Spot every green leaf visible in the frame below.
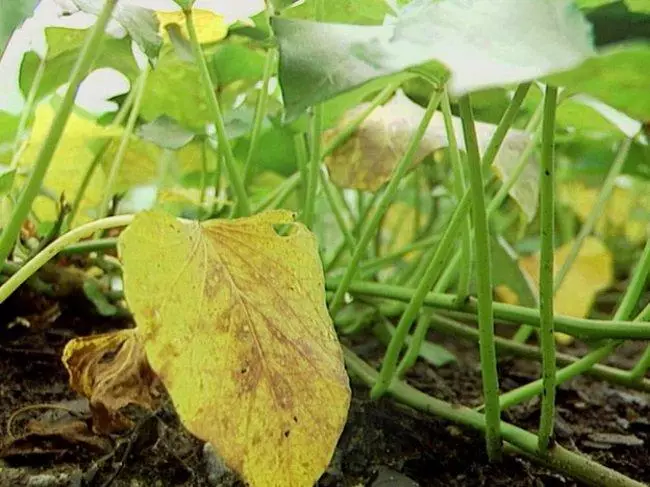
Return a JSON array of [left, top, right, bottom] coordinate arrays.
[[546, 43, 650, 121], [0, 111, 20, 145], [584, 1, 650, 46], [274, 0, 594, 118], [139, 46, 209, 131], [136, 116, 196, 150], [64, 0, 162, 60], [283, 0, 391, 24], [559, 136, 650, 183], [0, 168, 16, 196], [19, 26, 140, 102], [0, 0, 40, 56], [208, 42, 267, 86]]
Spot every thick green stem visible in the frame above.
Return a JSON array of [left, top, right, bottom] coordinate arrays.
[[184, 9, 250, 216], [328, 87, 444, 315], [441, 90, 471, 301], [0, 215, 134, 303], [243, 48, 275, 187], [458, 95, 501, 460], [96, 65, 149, 221], [0, 0, 118, 266], [344, 348, 644, 487], [537, 86, 558, 453], [324, 279, 650, 340]]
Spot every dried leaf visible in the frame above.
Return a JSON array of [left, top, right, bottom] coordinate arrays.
[[119, 209, 351, 487], [62, 329, 160, 433], [324, 91, 539, 220]]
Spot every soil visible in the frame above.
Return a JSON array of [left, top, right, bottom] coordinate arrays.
[[1, 288, 650, 487]]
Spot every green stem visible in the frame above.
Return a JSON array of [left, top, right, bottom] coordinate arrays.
[[554, 137, 632, 289], [325, 279, 650, 340], [0, 0, 118, 266], [395, 311, 432, 378], [243, 48, 275, 187], [97, 65, 149, 221], [441, 89, 471, 301], [184, 9, 250, 216], [537, 85, 558, 453], [328, 87, 445, 315], [343, 348, 644, 487], [0, 215, 134, 303], [458, 95, 501, 460], [428, 312, 650, 393], [60, 237, 118, 255], [303, 104, 323, 228]]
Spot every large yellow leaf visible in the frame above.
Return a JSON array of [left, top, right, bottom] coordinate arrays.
[[324, 91, 539, 220], [520, 236, 613, 319], [118, 209, 350, 487]]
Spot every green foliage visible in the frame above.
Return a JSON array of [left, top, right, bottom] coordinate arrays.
[[274, 0, 595, 118], [0, 0, 40, 56], [19, 26, 139, 103], [62, 0, 162, 60], [546, 44, 650, 121]]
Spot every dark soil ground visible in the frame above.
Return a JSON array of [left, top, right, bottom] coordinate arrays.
[[2, 288, 650, 487]]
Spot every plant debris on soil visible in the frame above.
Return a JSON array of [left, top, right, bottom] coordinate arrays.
[[2, 289, 650, 487]]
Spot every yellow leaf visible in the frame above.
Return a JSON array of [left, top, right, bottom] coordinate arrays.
[[156, 9, 227, 45], [62, 329, 161, 433], [495, 285, 519, 305], [16, 104, 119, 225], [379, 201, 425, 261], [560, 179, 650, 244], [519, 237, 613, 319], [118, 209, 351, 487]]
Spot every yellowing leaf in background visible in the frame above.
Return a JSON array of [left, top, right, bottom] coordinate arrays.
[[379, 201, 424, 261], [520, 236, 613, 320], [156, 9, 227, 45], [119, 209, 350, 487], [561, 179, 650, 244], [16, 104, 119, 226], [324, 91, 539, 221]]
